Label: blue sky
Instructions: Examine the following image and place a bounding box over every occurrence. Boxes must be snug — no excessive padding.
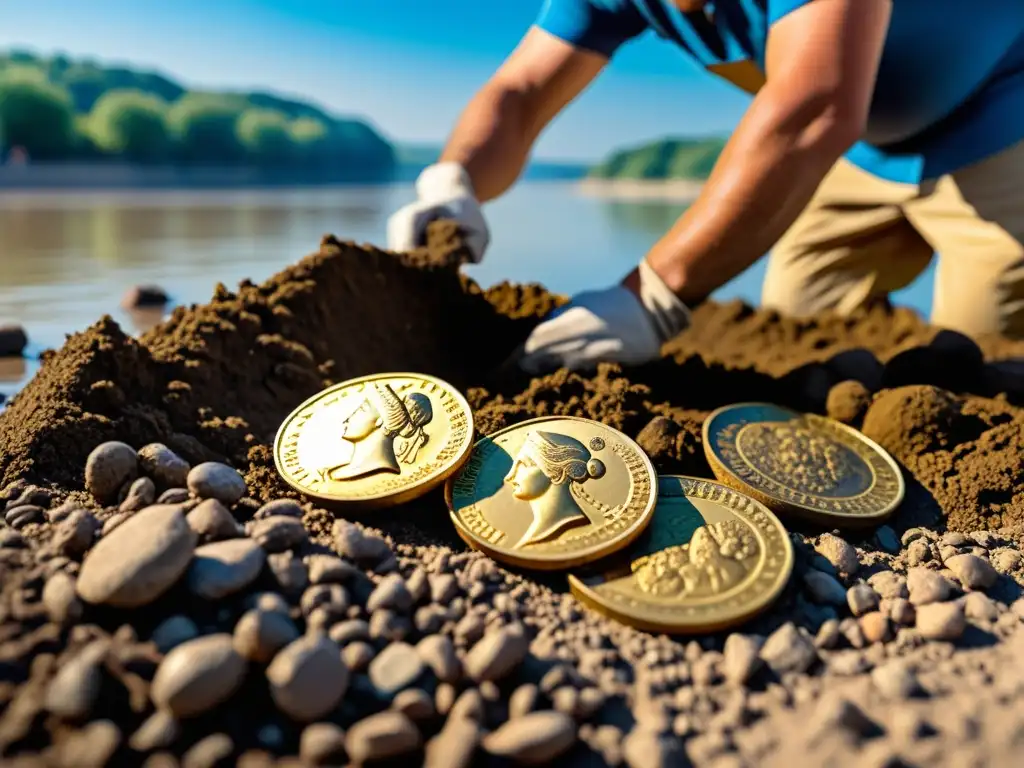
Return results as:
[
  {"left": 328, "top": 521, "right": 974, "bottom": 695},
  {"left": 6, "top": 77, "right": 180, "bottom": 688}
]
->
[{"left": 0, "top": 0, "right": 749, "bottom": 161}]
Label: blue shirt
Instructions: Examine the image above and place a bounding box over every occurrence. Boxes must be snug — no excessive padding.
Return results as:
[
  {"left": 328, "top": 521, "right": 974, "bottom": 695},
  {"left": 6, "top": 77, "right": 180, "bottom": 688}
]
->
[{"left": 536, "top": 0, "right": 1024, "bottom": 183}]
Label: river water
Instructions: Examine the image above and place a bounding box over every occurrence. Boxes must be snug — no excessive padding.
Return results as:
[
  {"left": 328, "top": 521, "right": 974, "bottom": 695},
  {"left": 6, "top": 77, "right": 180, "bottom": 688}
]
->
[{"left": 0, "top": 180, "right": 935, "bottom": 402}]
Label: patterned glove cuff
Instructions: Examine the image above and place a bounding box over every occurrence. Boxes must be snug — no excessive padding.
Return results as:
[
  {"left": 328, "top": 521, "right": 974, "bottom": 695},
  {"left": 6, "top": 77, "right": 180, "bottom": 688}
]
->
[
  {"left": 637, "top": 258, "right": 693, "bottom": 342},
  {"left": 415, "top": 162, "right": 476, "bottom": 202}
]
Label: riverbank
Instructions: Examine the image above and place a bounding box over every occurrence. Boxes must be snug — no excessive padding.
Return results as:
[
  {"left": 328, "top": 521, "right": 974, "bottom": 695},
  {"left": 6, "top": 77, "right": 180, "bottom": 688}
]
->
[{"left": 575, "top": 177, "right": 704, "bottom": 202}]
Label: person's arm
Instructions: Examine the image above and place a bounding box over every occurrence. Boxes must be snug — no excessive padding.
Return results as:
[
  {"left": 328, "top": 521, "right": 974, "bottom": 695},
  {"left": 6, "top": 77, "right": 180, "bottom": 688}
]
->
[
  {"left": 643, "top": 0, "right": 892, "bottom": 305},
  {"left": 438, "top": 27, "right": 607, "bottom": 202}
]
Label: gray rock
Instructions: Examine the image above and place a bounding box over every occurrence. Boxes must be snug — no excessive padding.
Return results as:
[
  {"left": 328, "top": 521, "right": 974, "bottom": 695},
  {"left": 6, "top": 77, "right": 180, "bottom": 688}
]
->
[
  {"left": 907, "top": 567, "right": 954, "bottom": 606},
  {"left": 43, "top": 571, "right": 83, "bottom": 626},
  {"left": 5, "top": 504, "right": 44, "bottom": 529},
  {"left": 814, "top": 618, "right": 842, "bottom": 649},
  {"left": 871, "top": 661, "right": 920, "bottom": 699},
  {"left": 815, "top": 533, "right": 859, "bottom": 576},
  {"left": 187, "top": 539, "right": 266, "bottom": 600},
  {"left": 406, "top": 568, "right": 428, "bottom": 604},
  {"left": 761, "top": 622, "right": 817, "bottom": 674},
  {"left": 329, "top": 619, "right": 371, "bottom": 646},
  {"left": 151, "top": 615, "right": 199, "bottom": 653},
  {"left": 249, "top": 516, "right": 308, "bottom": 553},
  {"left": 77, "top": 504, "right": 196, "bottom": 608},
  {"left": 158, "top": 487, "right": 191, "bottom": 505},
  {"left": 346, "top": 711, "right": 421, "bottom": 763},
  {"left": 888, "top": 597, "right": 917, "bottom": 626},
  {"left": 367, "top": 573, "right": 414, "bottom": 613},
  {"left": 186, "top": 499, "right": 240, "bottom": 542},
  {"left": 392, "top": 688, "right": 435, "bottom": 721},
  {"left": 945, "top": 553, "right": 998, "bottom": 591},
  {"left": 53, "top": 509, "right": 99, "bottom": 558},
  {"left": 416, "top": 634, "right": 461, "bottom": 683},
  {"left": 992, "top": 549, "right": 1022, "bottom": 574},
  {"left": 267, "top": 634, "right": 348, "bottom": 722},
  {"left": 465, "top": 624, "right": 530, "bottom": 682},
  {"left": 233, "top": 609, "right": 299, "bottom": 663},
  {"left": 369, "top": 642, "right": 425, "bottom": 695},
  {"left": 151, "top": 634, "right": 246, "bottom": 718},
  {"left": 906, "top": 540, "right": 932, "bottom": 566},
  {"left": 484, "top": 711, "right": 576, "bottom": 765},
  {"left": 867, "top": 570, "right": 908, "bottom": 600},
  {"left": 802, "top": 570, "right": 847, "bottom": 606},
  {"left": 119, "top": 477, "right": 156, "bottom": 513},
  {"left": 941, "top": 531, "right": 969, "bottom": 548},
  {"left": 129, "top": 710, "right": 180, "bottom": 752},
  {"left": 916, "top": 601, "right": 967, "bottom": 640},
  {"left": 46, "top": 640, "right": 109, "bottom": 719},
  {"left": 300, "top": 722, "right": 347, "bottom": 766},
  {"left": 301, "top": 583, "right": 349, "bottom": 619},
  {"left": 430, "top": 573, "right": 459, "bottom": 604},
  {"left": 722, "top": 632, "right": 763, "bottom": 685},
  {"left": 342, "top": 642, "right": 376, "bottom": 672},
  {"left": 306, "top": 554, "right": 356, "bottom": 584},
  {"left": 138, "top": 443, "right": 190, "bottom": 489},
  {"left": 963, "top": 591, "right": 1000, "bottom": 622},
  {"left": 268, "top": 550, "right": 308, "bottom": 596},
  {"left": 256, "top": 498, "right": 304, "bottom": 519},
  {"left": 847, "top": 583, "right": 880, "bottom": 616},
  {"left": 0, "top": 324, "right": 27, "bottom": 356},
  {"left": 85, "top": 441, "right": 138, "bottom": 504},
  {"left": 874, "top": 525, "right": 900, "bottom": 553},
  {"left": 187, "top": 462, "right": 247, "bottom": 506},
  {"left": 333, "top": 520, "right": 391, "bottom": 565}
]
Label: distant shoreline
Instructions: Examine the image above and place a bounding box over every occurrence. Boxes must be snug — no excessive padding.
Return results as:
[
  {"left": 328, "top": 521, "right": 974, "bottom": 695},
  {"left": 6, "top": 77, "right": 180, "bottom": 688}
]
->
[{"left": 575, "top": 177, "right": 704, "bottom": 202}]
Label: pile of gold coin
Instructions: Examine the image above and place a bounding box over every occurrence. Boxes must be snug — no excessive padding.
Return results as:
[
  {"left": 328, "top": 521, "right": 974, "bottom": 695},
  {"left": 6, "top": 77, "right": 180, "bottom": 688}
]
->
[{"left": 275, "top": 373, "right": 905, "bottom": 635}]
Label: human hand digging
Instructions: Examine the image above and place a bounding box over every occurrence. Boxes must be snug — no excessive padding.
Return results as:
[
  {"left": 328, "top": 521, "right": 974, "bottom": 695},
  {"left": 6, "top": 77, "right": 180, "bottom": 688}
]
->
[
  {"left": 386, "top": 162, "right": 490, "bottom": 262},
  {"left": 512, "top": 258, "right": 692, "bottom": 374}
]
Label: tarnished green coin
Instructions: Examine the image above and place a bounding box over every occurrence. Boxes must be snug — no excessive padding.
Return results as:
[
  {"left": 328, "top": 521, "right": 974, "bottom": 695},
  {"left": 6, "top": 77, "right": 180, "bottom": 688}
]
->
[
  {"left": 568, "top": 475, "right": 793, "bottom": 634},
  {"left": 702, "top": 402, "right": 904, "bottom": 526}
]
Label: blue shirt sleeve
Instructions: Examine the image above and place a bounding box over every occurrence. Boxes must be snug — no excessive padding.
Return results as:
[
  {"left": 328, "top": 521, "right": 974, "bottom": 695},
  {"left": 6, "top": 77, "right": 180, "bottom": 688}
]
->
[
  {"left": 534, "top": 0, "right": 649, "bottom": 58},
  {"left": 767, "top": 0, "right": 816, "bottom": 26}
]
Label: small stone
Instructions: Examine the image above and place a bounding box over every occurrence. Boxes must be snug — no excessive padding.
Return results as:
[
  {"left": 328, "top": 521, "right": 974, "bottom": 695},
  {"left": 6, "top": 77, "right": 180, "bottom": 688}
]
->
[
  {"left": 963, "top": 591, "right": 1000, "bottom": 623},
  {"left": 187, "top": 539, "right": 266, "bottom": 600},
  {"left": 306, "top": 554, "right": 355, "bottom": 584},
  {"left": 722, "top": 632, "right": 763, "bottom": 685},
  {"left": 329, "top": 619, "right": 370, "bottom": 646},
  {"left": 945, "top": 553, "right": 998, "bottom": 591},
  {"left": 151, "top": 615, "right": 199, "bottom": 653},
  {"left": 301, "top": 583, "right": 348, "bottom": 618},
  {"left": 424, "top": 716, "right": 480, "bottom": 768},
  {"left": 342, "top": 641, "right": 375, "bottom": 672},
  {"left": 806, "top": 694, "right": 877, "bottom": 745},
  {"left": 53, "top": 509, "right": 99, "bottom": 559},
  {"left": 267, "top": 634, "right": 348, "bottom": 722},
  {"left": 449, "top": 688, "right": 485, "bottom": 723},
  {"left": 249, "top": 516, "right": 308, "bottom": 553},
  {"left": 5, "top": 504, "right": 44, "bottom": 529},
  {"left": 56, "top": 720, "right": 122, "bottom": 767},
  {"left": 299, "top": 723, "right": 346, "bottom": 766},
  {"left": 815, "top": 619, "right": 842, "bottom": 649},
  {"left": 803, "top": 570, "right": 847, "bottom": 606},
  {"left": 429, "top": 573, "right": 459, "bottom": 604},
  {"left": 85, "top": 441, "right": 139, "bottom": 504},
  {"left": 847, "top": 584, "right": 880, "bottom": 617},
  {"left": 760, "top": 622, "right": 817, "bottom": 675},
  {"left": 187, "top": 462, "right": 247, "bottom": 506},
  {"left": 187, "top": 500, "right": 240, "bottom": 542},
  {"left": 158, "top": 488, "right": 191, "bottom": 505},
  {"left": 622, "top": 724, "right": 687, "bottom": 768},
  {"left": 992, "top": 549, "right": 1022, "bottom": 574},
  {"left": 941, "top": 531, "right": 969, "bottom": 548},
  {"left": 182, "top": 733, "right": 233, "bottom": 768},
  {"left": 509, "top": 683, "right": 538, "bottom": 718},
  {"left": 370, "top": 609, "right": 411, "bottom": 641},
  {"left": 130, "top": 710, "right": 180, "bottom": 752},
  {"left": 406, "top": 568, "right": 428, "bottom": 604},
  {"left": 906, "top": 567, "right": 953, "bottom": 606},
  {"left": 416, "top": 634, "right": 461, "bottom": 683},
  {"left": 888, "top": 598, "right": 916, "bottom": 626},
  {"left": 345, "top": 711, "right": 421, "bottom": 763},
  {"left": 267, "top": 551, "right": 308, "bottom": 596},
  {"left": 829, "top": 649, "right": 870, "bottom": 676},
  {"left": 368, "top": 573, "right": 414, "bottom": 614},
  {"left": 138, "top": 443, "right": 190, "bottom": 488},
  {"left": 333, "top": 520, "right": 391, "bottom": 565},
  {"left": 916, "top": 601, "right": 966, "bottom": 640},
  {"left": 483, "top": 711, "right": 576, "bottom": 765},
  {"left": 874, "top": 526, "right": 900, "bottom": 553},
  {"left": 151, "top": 634, "right": 246, "bottom": 718},
  {"left": 233, "top": 609, "right": 300, "bottom": 663},
  {"left": 369, "top": 642, "right": 425, "bottom": 695},
  {"left": 871, "top": 661, "right": 920, "bottom": 699},
  {"left": 77, "top": 504, "right": 197, "bottom": 608},
  {"left": 815, "top": 533, "right": 859, "bottom": 576},
  {"left": 120, "top": 477, "right": 157, "bottom": 513},
  {"left": 46, "top": 640, "right": 108, "bottom": 719},
  {"left": 256, "top": 499, "right": 304, "bottom": 519},
  {"left": 907, "top": 540, "right": 932, "bottom": 566},
  {"left": 0, "top": 323, "right": 27, "bottom": 356},
  {"left": 867, "top": 571, "right": 908, "bottom": 600},
  {"left": 464, "top": 623, "right": 530, "bottom": 682},
  {"left": 43, "top": 571, "right": 83, "bottom": 625},
  {"left": 859, "top": 611, "right": 891, "bottom": 644},
  {"left": 841, "top": 617, "right": 866, "bottom": 649},
  {"left": 392, "top": 688, "right": 435, "bottom": 721}
]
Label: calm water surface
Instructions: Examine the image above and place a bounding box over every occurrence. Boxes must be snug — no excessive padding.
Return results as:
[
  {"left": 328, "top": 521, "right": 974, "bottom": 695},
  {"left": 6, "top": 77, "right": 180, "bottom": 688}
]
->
[{"left": 0, "top": 181, "right": 936, "bottom": 401}]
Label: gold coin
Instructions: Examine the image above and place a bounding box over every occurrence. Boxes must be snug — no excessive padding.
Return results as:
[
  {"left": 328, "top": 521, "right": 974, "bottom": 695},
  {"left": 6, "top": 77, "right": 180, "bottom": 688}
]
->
[
  {"left": 568, "top": 475, "right": 793, "bottom": 634},
  {"left": 274, "top": 373, "right": 474, "bottom": 509},
  {"left": 703, "top": 402, "right": 905, "bottom": 526},
  {"left": 445, "top": 416, "right": 658, "bottom": 570}
]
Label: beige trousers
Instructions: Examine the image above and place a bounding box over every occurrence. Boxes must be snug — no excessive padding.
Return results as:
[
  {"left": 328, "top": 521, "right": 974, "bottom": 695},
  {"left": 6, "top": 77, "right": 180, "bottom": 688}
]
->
[{"left": 762, "top": 140, "right": 1024, "bottom": 338}]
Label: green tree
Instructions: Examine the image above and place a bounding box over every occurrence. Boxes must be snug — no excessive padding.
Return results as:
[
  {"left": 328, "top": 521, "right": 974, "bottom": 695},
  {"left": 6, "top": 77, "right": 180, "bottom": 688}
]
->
[
  {"left": 236, "top": 107, "right": 293, "bottom": 166},
  {"left": 0, "top": 71, "right": 76, "bottom": 159},
  {"left": 87, "top": 89, "right": 171, "bottom": 163},
  {"left": 166, "top": 93, "right": 246, "bottom": 165},
  {"left": 287, "top": 116, "right": 329, "bottom": 166}
]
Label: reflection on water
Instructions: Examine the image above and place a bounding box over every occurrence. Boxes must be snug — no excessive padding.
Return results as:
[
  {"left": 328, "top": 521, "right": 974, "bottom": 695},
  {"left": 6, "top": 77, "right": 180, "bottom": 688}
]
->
[{"left": 0, "top": 181, "right": 935, "bottom": 402}]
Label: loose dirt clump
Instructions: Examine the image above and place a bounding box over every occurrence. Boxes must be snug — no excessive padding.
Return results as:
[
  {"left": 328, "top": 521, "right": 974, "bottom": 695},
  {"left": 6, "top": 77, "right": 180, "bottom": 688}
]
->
[{"left": 2, "top": 223, "right": 1024, "bottom": 766}]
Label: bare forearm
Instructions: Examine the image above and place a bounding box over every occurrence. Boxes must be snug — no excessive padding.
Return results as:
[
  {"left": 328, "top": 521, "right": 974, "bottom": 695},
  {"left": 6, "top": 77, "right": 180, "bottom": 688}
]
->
[
  {"left": 646, "top": 86, "right": 856, "bottom": 304},
  {"left": 438, "top": 84, "right": 536, "bottom": 202}
]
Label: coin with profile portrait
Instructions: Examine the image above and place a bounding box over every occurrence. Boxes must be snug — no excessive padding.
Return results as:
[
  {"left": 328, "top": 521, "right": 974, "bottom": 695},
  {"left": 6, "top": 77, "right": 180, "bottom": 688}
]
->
[
  {"left": 274, "top": 373, "right": 474, "bottom": 509},
  {"left": 445, "top": 416, "right": 658, "bottom": 570}
]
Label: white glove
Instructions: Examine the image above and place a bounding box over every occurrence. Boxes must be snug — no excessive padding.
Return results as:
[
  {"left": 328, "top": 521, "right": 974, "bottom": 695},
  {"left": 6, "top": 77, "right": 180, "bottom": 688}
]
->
[
  {"left": 386, "top": 162, "right": 490, "bottom": 263},
  {"left": 517, "top": 258, "right": 692, "bottom": 374}
]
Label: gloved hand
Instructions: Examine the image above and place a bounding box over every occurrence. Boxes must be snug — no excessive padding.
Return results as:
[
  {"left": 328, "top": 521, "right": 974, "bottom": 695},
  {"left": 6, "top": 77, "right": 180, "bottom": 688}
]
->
[
  {"left": 516, "top": 258, "right": 692, "bottom": 374},
  {"left": 386, "top": 162, "right": 490, "bottom": 262}
]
